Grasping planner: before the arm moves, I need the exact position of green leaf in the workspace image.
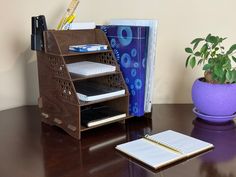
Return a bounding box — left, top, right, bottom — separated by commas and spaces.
206, 34, 211, 41
231, 70, 236, 83
200, 43, 208, 54
193, 42, 199, 50
197, 59, 203, 65
226, 70, 232, 81
191, 38, 204, 44
219, 37, 227, 43
217, 54, 225, 61
214, 65, 223, 77
212, 73, 218, 81
232, 56, 236, 63
226, 44, 236, 55
210, 51, 216, 57
208, 58, 214, 64
223, 60, 231, 69
195, 52, 201, 56
185, 55, 191, 68
204, 51, 210, 59
219, 70, 226, 83
205, 34, 219, 48
185, 47, 193, 53
207, 36, 217, 44
212, 42, 218, 49
203, 64, 212, 70
190, 57, 196, 68
191, 38, 204, 50
220, 58, 227, 66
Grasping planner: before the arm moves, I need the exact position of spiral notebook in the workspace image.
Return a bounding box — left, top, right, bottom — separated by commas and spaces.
116, 130, 214, 170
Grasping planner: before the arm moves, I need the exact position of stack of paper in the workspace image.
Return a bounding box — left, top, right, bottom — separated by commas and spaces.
66, 61, 116, 76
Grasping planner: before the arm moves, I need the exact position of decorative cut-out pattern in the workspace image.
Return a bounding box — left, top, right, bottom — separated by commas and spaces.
55, 78, 78, 104
49, 56, 68, 78
97, 53, 116, 66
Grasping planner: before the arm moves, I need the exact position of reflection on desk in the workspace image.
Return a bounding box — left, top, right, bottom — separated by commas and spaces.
3, 105, 236, 177
41, 118, 153, 177
191, 118, 236, 177
191, 118, 236, 162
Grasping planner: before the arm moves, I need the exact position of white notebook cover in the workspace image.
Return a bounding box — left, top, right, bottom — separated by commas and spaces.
109, 19, 158, 113
116, 130, 214, 169
66, 61, 116, 76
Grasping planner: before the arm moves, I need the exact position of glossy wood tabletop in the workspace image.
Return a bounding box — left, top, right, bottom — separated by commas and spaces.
0, 105, 236, 177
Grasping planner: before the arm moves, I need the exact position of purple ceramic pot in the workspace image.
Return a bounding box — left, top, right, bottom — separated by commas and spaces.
192, 78, 236, 117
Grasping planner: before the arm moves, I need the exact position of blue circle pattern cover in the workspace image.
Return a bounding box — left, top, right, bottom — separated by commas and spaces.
98, 25, 149, 117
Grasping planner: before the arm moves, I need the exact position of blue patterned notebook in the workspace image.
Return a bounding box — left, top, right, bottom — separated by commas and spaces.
98, 25, 149, 116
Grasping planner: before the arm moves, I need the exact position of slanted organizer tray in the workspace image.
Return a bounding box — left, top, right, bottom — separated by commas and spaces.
37, 29, 131, 139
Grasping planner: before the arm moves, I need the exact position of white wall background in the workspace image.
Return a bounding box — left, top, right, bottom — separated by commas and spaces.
1, 0, 236, 110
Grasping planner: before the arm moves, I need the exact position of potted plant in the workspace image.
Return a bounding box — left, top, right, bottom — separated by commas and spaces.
185, 34, 236, 122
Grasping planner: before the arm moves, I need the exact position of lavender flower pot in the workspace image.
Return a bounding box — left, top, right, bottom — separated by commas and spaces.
192, 78, 236, 122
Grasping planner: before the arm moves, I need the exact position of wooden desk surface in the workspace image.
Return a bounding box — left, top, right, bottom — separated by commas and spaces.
0, 105, 236, 177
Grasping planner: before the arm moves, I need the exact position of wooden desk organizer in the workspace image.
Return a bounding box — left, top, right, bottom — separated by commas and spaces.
37, 29, 130, 140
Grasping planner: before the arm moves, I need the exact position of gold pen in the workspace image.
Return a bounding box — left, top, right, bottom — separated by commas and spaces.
143, 135, 183, 155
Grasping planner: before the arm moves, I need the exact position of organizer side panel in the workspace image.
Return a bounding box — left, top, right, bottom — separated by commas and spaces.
44, 31, 61, 54
95, 29, 111, 46
37, 52, 81, 139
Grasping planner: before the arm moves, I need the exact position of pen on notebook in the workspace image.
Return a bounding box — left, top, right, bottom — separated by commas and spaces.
143, 135, 183, 154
